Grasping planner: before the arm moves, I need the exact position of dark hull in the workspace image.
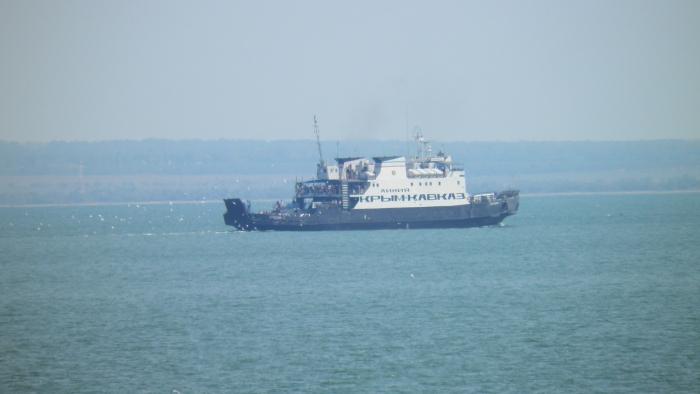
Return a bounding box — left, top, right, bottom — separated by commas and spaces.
223, 190, 519, 231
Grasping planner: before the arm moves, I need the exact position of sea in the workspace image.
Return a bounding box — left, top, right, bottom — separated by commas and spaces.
1, 193, 699, 393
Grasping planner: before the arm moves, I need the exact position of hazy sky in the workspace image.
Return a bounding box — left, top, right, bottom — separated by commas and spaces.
1, 0, 699, 142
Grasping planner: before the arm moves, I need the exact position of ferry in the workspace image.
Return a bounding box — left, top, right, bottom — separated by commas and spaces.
224, 119, 519, 231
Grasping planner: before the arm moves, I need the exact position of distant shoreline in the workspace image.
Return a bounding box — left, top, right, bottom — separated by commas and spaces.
1, 190, 699, 208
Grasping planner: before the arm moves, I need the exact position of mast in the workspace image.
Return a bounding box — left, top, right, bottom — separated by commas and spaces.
314, 115, 324, 166
414, 129, 424, 160
414, 129, 432, 161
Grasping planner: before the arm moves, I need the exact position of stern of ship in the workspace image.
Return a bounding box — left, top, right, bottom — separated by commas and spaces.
496, 190, 520, 216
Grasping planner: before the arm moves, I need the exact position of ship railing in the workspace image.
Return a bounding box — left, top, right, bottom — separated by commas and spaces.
406, 162, 464, 177
407, 169, 447, 178
470, 193, 497, 204
295, 189, 341, 198
342, 167, 372, 181
446, 162, 464, 172
496, 190, 519, 198
295, 183, 341, 197
296, 191, 341, 198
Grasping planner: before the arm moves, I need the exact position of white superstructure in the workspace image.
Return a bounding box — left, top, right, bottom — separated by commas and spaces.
310, 134, 470, 210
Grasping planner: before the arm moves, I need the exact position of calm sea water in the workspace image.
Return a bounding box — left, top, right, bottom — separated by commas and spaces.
1, 194, 699, 393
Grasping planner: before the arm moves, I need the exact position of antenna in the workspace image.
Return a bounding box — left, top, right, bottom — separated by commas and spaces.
413, 127, 424, 160
405, 109, 410, 159
313, 115, 324, 165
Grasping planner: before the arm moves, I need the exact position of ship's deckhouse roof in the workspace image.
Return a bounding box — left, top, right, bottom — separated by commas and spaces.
335, 156, 404, 164
334, 157, 363, 164
372, 156, 402, 162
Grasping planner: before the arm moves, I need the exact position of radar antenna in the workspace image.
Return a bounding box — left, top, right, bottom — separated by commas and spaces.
313, 115, 324, 165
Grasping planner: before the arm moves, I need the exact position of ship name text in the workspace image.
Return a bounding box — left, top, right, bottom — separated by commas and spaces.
352, 193, 467, 203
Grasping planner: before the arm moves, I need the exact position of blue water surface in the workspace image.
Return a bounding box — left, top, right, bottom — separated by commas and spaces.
1, 194, 699, 393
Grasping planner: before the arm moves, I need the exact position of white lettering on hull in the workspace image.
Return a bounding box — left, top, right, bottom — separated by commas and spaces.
350, 193, 468, 209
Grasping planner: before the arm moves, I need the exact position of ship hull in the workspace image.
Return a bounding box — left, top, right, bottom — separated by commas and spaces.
223, 191, 519, 231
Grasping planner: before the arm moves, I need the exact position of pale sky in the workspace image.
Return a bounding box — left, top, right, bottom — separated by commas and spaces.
1, 0, 699, 142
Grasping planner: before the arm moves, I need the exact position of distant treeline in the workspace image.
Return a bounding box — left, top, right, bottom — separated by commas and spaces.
2, 139, 700, 176
1, 139, 699, 204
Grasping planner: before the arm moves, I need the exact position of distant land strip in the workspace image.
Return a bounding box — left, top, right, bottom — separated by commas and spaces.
2, 140, 699, 204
